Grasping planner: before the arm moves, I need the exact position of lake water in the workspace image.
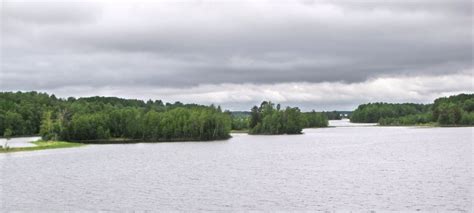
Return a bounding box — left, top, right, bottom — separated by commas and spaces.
0, 136, 41, 148
1, 121, 472, 211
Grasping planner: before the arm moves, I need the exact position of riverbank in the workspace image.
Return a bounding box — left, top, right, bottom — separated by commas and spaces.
0, 141, 84, 153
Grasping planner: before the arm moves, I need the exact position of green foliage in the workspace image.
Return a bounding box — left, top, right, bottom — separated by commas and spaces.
249, 102, 305, 134
460, 112, 474, 125
356, 93, 474, 126
2, 128, 13, 150
303, 111, 329, 128
322, 111, 343, 120
0, 91, 231, 142
61, 105, 230, 141
68, 113, 110, 140
3, 91, 472, 141
0, 91, 60, 136
284, 107, 306, 134
463, 99, 474, 112
3, 111, 26, 136
40, 111, 54, 140
432, 94, 474, 126
3, 128, 13, 138
379, 113, 432, 126
436, 103, 462, 125
230, 113, 250, 130
351, 103, 429, 123
149, 107, 231, 141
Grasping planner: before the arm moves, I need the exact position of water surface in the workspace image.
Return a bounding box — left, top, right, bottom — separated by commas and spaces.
0, 136, 40, 148
0, 121, 472, 211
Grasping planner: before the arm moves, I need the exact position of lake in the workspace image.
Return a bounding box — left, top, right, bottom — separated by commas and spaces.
0, 136, 41, 148
0, 120, 472, 211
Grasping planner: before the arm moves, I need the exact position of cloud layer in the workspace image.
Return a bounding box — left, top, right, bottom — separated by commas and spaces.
1, 0, 472, 110
39, 70, 473, 111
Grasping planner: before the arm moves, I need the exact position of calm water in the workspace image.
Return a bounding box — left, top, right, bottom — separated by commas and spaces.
1, 121, 472, 211
0, 136, 41, 148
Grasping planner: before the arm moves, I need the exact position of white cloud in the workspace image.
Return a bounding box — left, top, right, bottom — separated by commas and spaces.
39, 70, 473, 111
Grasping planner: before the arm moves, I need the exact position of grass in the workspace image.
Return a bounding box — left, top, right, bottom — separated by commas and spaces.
0, 140, 85, 153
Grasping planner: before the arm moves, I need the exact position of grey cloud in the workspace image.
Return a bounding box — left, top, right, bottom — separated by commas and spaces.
2, 1, 102, 25
0, 0, 472, 108
35, 71, 473, 111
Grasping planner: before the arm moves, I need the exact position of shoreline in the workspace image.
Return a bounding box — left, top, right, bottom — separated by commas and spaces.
69, 135, 232, 144
2, 122, 472, 153
0, 141, 84, 154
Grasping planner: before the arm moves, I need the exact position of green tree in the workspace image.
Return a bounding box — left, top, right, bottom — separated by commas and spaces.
3, 128, 13, 149
39, 111, 54, 140
249, 102, 305, 135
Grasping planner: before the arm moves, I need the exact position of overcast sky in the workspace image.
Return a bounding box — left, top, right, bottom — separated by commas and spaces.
1, 0, 472, 110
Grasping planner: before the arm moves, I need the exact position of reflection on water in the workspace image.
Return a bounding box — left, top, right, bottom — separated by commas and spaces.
0, 121, 472, 211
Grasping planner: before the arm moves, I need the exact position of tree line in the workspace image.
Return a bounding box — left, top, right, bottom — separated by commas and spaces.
431, 94, 474, 125
351, 93, 474, 126
0, 92, 332, 140
248, 101, 328, 135
5, 91, 468, 141
1, 92, 231, 141
230, 113, 250, 130
322, 111, 342, 120
350, 103, 430, 123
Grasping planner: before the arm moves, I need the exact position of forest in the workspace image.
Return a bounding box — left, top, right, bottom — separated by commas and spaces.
0, 92, 231, 142
231, 109, 329, 133
0, 92, 330, 141
248, 101, 328, 135
351, 93, 474, 126
2, 91, 471, 142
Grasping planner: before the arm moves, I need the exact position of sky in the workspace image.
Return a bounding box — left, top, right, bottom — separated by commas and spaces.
1, 0, 472, 111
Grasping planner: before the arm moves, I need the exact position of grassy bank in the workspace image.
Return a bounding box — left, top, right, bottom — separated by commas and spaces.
0, 140, 84, 153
